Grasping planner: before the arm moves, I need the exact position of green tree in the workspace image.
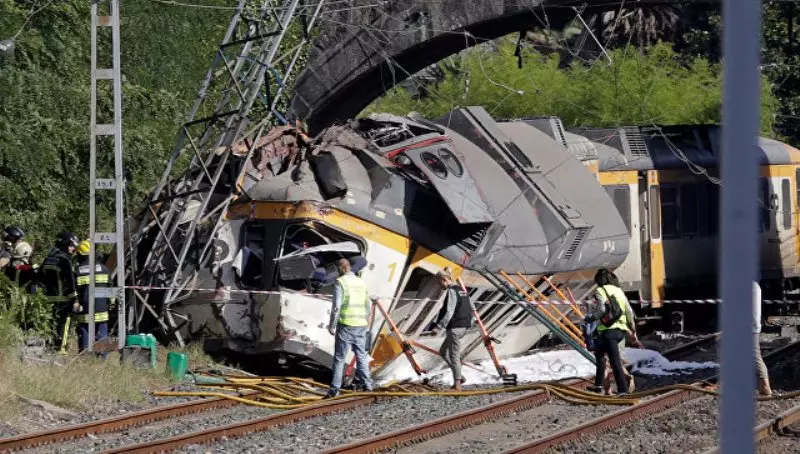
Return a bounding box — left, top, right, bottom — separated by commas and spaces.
365, 39, 778, 135
0, 0, 236, 258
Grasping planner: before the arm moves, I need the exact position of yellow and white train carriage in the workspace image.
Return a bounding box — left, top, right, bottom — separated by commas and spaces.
147, 107, 630, 379
572, 124, 800, 309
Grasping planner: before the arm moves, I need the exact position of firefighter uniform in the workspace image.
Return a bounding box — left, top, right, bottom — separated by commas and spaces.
40, 233, 79, 353
74, 240, 111, 356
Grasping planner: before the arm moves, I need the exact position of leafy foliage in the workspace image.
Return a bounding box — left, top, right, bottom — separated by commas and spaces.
0, 0, 235, 260
0, 274, 51, 338
365, 40, 778, 135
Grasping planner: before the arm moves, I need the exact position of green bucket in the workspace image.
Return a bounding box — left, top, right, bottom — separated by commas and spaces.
123, 333, 158, 369
166, 352, 189, 380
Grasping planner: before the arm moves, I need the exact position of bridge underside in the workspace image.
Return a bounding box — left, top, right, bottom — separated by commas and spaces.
290, 0, 683, 133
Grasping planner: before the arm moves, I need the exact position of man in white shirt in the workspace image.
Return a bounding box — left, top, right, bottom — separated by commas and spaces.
753, 281, 772, 396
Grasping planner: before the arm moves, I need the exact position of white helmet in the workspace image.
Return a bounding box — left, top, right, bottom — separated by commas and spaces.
12, 241, 32, 264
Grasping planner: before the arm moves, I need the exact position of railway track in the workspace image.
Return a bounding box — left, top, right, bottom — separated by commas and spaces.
0, 334, 748, 454
697, 402, 800, 454
315, 337, 797, 454
499, 339, 800, 454
0, 391, 268, 452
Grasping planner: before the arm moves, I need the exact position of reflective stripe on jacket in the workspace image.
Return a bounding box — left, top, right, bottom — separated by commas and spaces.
73, 311, 110, 324
75, 263, 111, 316
337, 274, 369, 327
595, 285, 629, 332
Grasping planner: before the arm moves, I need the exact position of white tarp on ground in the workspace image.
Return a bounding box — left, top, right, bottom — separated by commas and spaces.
376, 348, 719, 386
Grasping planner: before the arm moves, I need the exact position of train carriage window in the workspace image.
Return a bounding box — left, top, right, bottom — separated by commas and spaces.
506, 309, 530, 326
277, 223, 365, 292
649, 185, 661, 240
760, 178, 771, 232
782, 179, 792, 230
604, 185, 631, 234
660, 185, 679, 238
237, 222, 265, 289
399, 268, 445, 335
679, 183, 699, 236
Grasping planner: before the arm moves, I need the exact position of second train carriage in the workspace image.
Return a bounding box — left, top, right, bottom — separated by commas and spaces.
131, 106, 630, 378
564, 124, 800, 327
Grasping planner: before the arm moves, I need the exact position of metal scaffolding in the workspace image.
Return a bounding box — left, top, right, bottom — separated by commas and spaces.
88, 0, 127, 351
128, 0, 325, 345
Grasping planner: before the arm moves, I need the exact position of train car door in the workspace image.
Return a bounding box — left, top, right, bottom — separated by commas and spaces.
639, 175, 651, 300
642, 171, 666, 305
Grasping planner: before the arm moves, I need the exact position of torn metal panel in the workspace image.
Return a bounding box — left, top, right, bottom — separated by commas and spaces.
401, 142, 494, 224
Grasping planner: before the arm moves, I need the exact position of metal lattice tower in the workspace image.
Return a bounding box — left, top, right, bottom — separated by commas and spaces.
89, 0, 126, 351
130, 0, 325, 345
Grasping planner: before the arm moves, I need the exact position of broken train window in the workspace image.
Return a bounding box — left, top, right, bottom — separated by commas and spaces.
234, 222, 266, 289
275, 222, 366, 293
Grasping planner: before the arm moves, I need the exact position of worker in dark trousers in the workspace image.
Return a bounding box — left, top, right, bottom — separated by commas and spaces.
39, 232, 79, 354
74, 240, 111, 358
585, 268, 630, 395
432, 268, 474, 391
326, 258, 374, 398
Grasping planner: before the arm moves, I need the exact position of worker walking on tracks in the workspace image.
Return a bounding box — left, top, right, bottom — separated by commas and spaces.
39, 232, 79, 354
584, 268, 630, 395
326, 258, 374, 398
753, 281, 772, 396
74, 240, 111, 358
432, 268, 474, 391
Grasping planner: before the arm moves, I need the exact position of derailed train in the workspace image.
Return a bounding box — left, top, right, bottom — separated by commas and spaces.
133, 107, 800, 379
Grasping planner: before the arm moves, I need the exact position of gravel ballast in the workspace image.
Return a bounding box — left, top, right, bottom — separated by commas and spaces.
554, 344, 800, 454
174, 391, 536, 454
391, 401, 616, 454
22, 405, 278, 454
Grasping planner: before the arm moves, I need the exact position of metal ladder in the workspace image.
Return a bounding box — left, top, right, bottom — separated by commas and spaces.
480, 271, 596, 363
88, 0, 126, 351
129, 0, 326, 345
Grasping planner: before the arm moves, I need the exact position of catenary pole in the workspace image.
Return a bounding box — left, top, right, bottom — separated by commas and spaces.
719, 0, 762, 452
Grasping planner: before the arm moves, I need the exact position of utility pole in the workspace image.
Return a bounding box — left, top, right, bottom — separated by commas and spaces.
89, 0, 127, 351
719, 0, 761, 452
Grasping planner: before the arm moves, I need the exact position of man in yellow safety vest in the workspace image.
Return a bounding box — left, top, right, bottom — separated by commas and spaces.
584, 268, 631, 395
326, 258, 374, 398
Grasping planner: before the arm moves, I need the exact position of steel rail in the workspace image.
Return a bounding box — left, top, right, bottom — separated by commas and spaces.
0, 337, 782, 454
318, 379, 592, 454
0, 392, 267, 452
317, 334, 724, 454
101, 396, 377, 454
500, 339, 800, 454
658, 332, 720, 360
700, 402, 800, 454
501, 388, 702, 453
754, 402, 800, 441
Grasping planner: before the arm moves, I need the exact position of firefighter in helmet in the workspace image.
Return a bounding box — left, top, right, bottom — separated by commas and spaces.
1, 226, 35, 289
74, 240, 111, 357
40, 232, 79, 354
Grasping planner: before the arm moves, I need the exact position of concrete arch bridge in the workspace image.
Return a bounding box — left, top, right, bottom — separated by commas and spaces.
290, 0, 699, 133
